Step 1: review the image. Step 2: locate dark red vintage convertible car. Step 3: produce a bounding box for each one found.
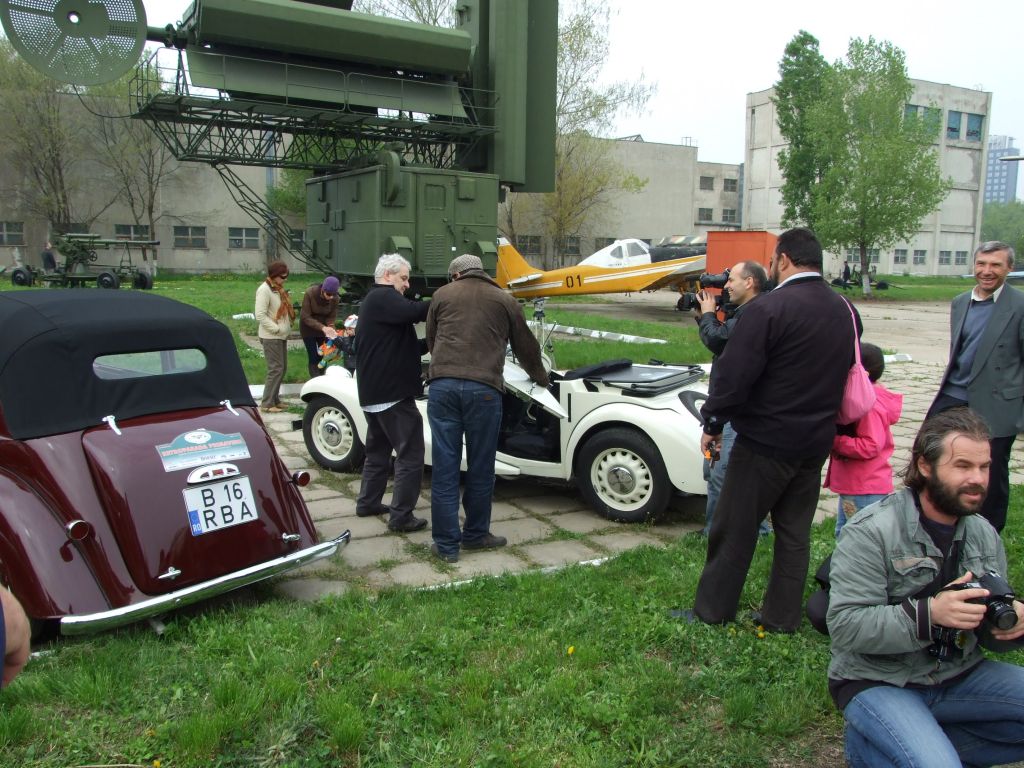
[0,290,348,636]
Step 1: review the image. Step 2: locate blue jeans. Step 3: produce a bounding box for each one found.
[844,660,1024,768]
[835,493,887,538]
[704,424,769,536]
[427,378,503,556]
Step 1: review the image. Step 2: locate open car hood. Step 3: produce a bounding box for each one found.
[502,360,567,419]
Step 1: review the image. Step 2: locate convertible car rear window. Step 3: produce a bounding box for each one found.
[93,349,208,380]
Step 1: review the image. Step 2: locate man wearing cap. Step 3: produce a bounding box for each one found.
[354,254,430,532]
[425,253,549,562]
[300,275,341,378]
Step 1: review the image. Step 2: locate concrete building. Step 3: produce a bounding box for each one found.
[985,135,1020,204]
[503,136,743,269]
[745,80,991,277]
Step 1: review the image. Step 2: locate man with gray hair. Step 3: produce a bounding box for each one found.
[425,253,549,562]
[928,241,1024,532]
[353,253,430,532]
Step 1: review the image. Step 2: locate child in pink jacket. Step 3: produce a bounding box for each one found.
[823,343,903,537]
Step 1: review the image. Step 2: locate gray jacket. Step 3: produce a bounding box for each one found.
[827,488,1013,689]
[940,284,1024,437]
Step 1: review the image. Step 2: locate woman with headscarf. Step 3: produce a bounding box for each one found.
[254,260,295,412]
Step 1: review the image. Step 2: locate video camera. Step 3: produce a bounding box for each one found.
[928,570,1018,661]
[676,270,733,314]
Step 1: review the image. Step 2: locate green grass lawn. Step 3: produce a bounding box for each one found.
[5,513,1022,767]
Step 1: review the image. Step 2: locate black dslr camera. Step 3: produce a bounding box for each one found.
[928,570,1018,661]
[947,570,1018,631]
[676,270,732,314]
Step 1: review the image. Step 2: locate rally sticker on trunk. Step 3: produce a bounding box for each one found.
[156,430,251,472]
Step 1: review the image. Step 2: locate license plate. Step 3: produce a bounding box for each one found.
[183,476,259,536]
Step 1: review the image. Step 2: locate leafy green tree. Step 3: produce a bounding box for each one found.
[778,36,950,294]
[982,201,1024,259]
[774,31,829,230]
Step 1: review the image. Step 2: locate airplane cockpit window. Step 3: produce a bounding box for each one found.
[627,241,648,258]
[611,246,625,259]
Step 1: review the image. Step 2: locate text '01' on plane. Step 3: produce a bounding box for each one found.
[495,231,778,302]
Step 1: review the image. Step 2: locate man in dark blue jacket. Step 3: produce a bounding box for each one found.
[354,253,430,532]
[687,228,857,632]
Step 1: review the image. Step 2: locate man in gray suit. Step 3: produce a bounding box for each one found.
[929,241,1024,532]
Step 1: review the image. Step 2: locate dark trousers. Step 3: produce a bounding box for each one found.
[928,393,1015,532]
[355,399,425,524]
[303,336,325,378]
[694,440,827,631]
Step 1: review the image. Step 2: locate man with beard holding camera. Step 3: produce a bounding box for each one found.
[828,408,1024,767]
[693,260,769,536]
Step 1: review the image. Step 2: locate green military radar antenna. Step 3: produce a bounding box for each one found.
[0,0,557,297]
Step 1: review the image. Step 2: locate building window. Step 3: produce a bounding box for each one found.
[516,235,541,256]
[947,111,962,141]
[868,249,880,264]
[115,223,151,240]
[723,178,738,192]
[894,248,908,265]
[913,249,927,265]
[699,176,714,191]
[721,209,737,223]
[556,236,580,257]
[228,227,259,249]
[173,225,207,248]
[698,208,713,222]
[288,229,306,249]
[939,250,952,265]
[955,250,969,266]
[0,221,25,246]
[966,113,984,142]
[594,237,616,251]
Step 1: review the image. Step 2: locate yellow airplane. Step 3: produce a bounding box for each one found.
[496,237,707,300]
[495,231,779,301]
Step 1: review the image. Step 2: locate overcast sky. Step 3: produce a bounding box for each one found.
[141,0,1022,196]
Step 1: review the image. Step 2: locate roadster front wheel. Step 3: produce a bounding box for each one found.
[576,427,671,523]
[303,395,364,472]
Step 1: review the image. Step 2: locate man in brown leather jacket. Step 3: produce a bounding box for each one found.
[425,254,548,563]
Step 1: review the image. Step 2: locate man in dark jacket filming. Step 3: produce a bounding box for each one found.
[426,253,549,563]
[827,407,1024,767]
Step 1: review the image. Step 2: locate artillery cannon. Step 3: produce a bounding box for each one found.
[10,234,157,290]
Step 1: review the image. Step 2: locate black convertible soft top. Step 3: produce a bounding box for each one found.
[0,290,256,440]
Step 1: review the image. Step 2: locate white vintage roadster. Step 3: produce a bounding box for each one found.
[300,358,708,523]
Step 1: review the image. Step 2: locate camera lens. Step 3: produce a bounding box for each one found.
[988,600,1018,631]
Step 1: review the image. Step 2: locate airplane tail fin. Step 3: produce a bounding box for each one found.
[496,241,539,288]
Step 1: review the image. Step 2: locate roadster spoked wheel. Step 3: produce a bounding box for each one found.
[303,395,364,472]
[576,427,671,523]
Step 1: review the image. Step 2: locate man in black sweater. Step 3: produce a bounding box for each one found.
[354,253,430,532]
[687,228,856,632]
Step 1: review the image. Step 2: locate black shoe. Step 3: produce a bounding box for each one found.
[461,533,507,551]
[668,608,728,626]
[749,611,795,634]
[356,504,389,518]
[430,543,459,563]
[388,516,428,533]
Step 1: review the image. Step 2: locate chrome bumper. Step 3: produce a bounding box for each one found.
[60,531,351,635]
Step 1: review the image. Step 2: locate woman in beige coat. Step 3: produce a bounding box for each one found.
[254,260,295,412]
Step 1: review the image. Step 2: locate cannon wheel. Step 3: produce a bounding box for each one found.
[132,271,154,290]
[96,271,121,290]
[10,267,33,287]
